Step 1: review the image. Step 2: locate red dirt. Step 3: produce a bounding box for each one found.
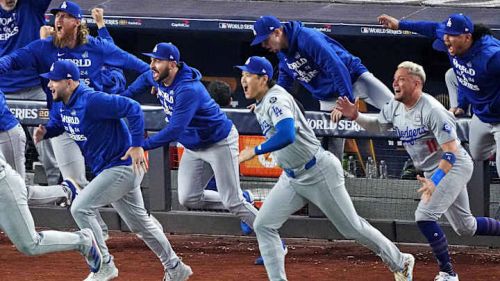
[1,230,500,280]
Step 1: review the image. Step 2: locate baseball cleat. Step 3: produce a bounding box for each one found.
[394,253,415,281]
[434,272,459,281]
[242,190,255,205]
[58,178,81,208]
[255,240,288,265]
[164,261,193,281]
[84,256,119,281]
[80,228,103,273]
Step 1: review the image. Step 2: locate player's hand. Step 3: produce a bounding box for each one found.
[330,109,343,123]
[449,107,465,116]
[39,25,54,39]
[377,14,400,30]
[121,146,148,174]
[247,103,256,112]
[91,8,105,29]
[151,86,158,97]
[33,124,47,144]
[335,97,359,120]
[416,175,436,203]
[239,146,256,163]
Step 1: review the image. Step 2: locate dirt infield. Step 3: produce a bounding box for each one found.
[1,230,500,281]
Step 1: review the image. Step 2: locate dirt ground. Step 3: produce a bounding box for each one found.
[1,230,500,280]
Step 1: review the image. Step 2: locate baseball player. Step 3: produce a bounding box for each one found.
[0,158,102,276]
[378,13,500,188]
[122,42,259,240]
[337,61,500,281]
[34,60,191,281]
[39,7,127,96]
[251,15,394,160]
[0,0,60,183]
[0,91,26,178]
[237,56,414,281]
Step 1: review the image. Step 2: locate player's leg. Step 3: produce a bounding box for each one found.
[51,132,89,187]
[70,166,136,262]
[414,155,473,279]
[0,124,26,179]
[110,168,188,278]
[469,115,495,163]
[207,126,258,226]
[253,173,307,281]
[177,148,225,209]
[294,150,408,273]
[352,72,393,109]
[0,163,93,256]
[445,68,459,109]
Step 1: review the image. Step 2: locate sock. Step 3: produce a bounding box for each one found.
[475,217,500,235]
[417,220,455,276]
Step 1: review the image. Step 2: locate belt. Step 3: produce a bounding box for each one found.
[284,156,317,179]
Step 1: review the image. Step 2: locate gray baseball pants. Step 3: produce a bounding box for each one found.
[469,115,500,181]
[415,148,477,236]
[254,149,405,281]
[177,126,258,227]
[0,124,26,179]
[70,165,179,269]
[0,159,91,256]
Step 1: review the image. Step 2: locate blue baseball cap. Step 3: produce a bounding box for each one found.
[437,13,474,36]
[235,56,273,79]
[40,60,80,81]
[142,42,180,62]
[251,15,282,46]
[50,1,82,19]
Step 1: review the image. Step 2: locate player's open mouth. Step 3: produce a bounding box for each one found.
[56,25,63,32]
[243,85,248,93]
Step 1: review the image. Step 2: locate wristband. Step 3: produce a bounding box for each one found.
[442,152,456,165]
[431,168,446,186]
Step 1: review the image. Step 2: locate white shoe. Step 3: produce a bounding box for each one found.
[84,256,119,281]
[434,272,459,281]
[164,261,193,281]
[394,253,415,281]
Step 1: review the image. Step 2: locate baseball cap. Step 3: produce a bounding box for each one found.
[437,13,474,36]
[251,15,282,46]
[235,56,273,79]
[50,1,82,19]
[142,42,180,62]
[40,60,80,81]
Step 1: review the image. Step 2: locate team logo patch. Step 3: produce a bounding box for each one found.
[443,122,452,134]
[269,96,277,103]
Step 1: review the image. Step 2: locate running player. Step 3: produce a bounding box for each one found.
[34,60,191,281]
[237,56,414,281]
[337,61,500,281]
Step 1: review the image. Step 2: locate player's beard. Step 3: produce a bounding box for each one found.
[155,66,171,83]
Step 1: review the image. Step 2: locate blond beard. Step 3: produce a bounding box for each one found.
[53,32,78,48]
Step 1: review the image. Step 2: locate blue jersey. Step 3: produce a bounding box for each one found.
[0,35,149,94]
[0,91,19,132]
[0,0,51,92]
[45,85,144,175]
[277,21,368,101]
[399,20,500,123]
[124,63,233,150]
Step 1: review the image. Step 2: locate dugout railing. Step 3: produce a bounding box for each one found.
[9,100,500,247]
